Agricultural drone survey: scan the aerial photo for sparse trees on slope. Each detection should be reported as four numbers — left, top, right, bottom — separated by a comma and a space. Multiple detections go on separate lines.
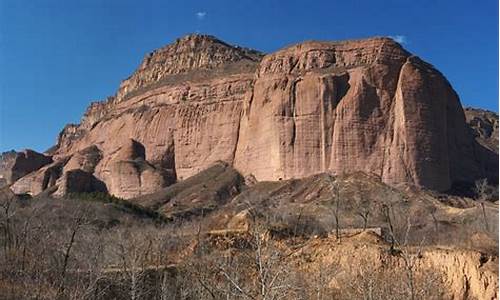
217, 224, 303, 300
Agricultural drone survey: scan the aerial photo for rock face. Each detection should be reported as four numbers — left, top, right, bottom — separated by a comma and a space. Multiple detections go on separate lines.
52, 169, 107, 197
102, 139, 166, 199
0, 151, 17, 187
463, 107, 499, 185
0, 150, 52, 187
464, 107, 498, 153
10, 34, 498, 198
11, 158, 69, 195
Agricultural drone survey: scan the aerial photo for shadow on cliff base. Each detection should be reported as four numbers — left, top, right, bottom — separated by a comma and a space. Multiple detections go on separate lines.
448, 141, 498, 198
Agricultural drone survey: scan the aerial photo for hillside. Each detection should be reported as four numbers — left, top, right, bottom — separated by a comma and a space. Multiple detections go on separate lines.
0, 165, 498, 299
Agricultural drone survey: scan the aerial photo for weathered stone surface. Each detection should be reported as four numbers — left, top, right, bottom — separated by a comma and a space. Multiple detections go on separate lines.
465, 107, 498, 153
53, 169, 107, 197
0, 149, 52, 186
11, 158, 67, 195
101, 139, 166, 199
11, 34, 497, 197
233, 40, 492, 191
0, 150, 17, 187
464, 107, 499, 184
63, 145, 102, 173
116, 34, 263, 100
10, 145, 101, 196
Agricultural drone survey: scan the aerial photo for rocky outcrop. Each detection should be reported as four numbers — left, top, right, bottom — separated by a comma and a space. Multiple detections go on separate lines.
135, 161, 244, 218
464, 107, 499, 185
0, 150, 52, 187
0, 150, 17, 187
63, 145, 102, 173
10, 34, 497, 198
233, 39, 490, 191
11, 158, 68, 195
101, 139, 166, 199
53, 169, 107, 197
10, 145, 101, 196
465, 107, 499, 153
116, 34, 263, 100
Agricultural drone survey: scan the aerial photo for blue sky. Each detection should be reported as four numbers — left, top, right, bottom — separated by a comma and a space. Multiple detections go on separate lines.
0, 0, 498, 152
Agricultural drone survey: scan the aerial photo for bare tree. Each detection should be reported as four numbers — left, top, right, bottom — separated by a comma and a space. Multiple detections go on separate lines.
0, 187, 16, 260
115, 230, 152, 300
213, 223, 303, 300
341, 254, 444, 300
475, 178, 489, 201
326, 176, 342, 241
475, 178, 490, 232
355, 193, 371, 231
307, 260, 339, 300
381, 203, 429, 300
381, 204, 396, 251
56, 211, 87, 298
428, 205, 438, 232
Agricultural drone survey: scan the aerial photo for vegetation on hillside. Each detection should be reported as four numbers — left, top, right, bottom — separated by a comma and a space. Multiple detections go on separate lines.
0, 171, 497, 299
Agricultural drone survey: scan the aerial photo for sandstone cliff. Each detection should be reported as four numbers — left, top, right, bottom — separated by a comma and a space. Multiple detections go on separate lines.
464, 107, 499, 185
0, 149, 52, 188
10, 34, 497, 198
465, 107, 499, 153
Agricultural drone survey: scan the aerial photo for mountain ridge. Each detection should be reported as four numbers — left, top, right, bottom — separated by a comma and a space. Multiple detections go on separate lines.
3, 34, 498, 198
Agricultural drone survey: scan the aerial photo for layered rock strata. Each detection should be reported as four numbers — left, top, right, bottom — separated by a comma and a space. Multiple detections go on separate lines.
9, 34, 497, 198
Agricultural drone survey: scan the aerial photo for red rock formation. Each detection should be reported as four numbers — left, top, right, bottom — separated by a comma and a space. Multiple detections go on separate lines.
11, 158, 67, 195
0, 150, 17, 187
101, 139, 166, 199
53, 169, 106, 197
465, 107, 498, 153
10, 34, 497, 198
464, 107, 499, 185
0, 149, 52, 186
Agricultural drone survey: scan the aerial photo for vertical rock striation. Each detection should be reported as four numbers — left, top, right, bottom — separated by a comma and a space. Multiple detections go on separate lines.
9, 34, 497, 198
